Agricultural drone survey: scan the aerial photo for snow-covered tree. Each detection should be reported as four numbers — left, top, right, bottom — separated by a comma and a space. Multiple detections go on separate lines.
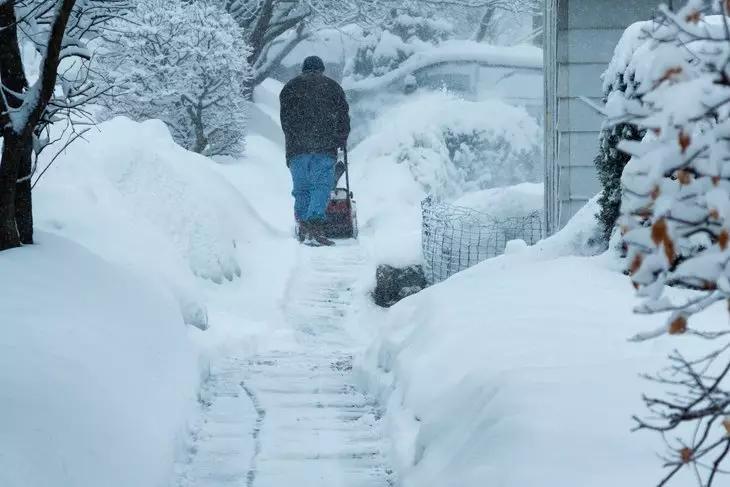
417, 0, 541, 43
0, 0, 129, 251
220, 0, 538, 88
347, 8, 453, 80
611, 1, 730, 484
594, 22, 651, 247
359, 91, 541, 199
220, 0, 383, 87
96, 0, 252, 157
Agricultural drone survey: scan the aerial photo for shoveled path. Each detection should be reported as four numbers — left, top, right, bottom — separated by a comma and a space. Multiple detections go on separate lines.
173, 240, 394, 487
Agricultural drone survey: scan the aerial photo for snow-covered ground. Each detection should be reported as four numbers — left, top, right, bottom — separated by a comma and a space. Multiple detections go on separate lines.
0, 232, 197, 487
355, 197, 704, 486
1, 113, 297, 487
2, 42, 690, 487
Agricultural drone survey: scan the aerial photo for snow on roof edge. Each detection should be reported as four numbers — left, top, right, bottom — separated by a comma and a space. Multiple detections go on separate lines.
343, 42, 543, 93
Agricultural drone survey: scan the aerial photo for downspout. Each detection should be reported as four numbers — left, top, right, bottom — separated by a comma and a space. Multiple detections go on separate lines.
543, 0, 559, 236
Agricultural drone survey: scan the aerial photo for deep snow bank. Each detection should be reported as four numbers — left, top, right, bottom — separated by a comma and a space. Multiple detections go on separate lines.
356, 200, 704, 486
0, 233, 197, 487
34, 116, 277, 328
10, 114, 296, 487
359, 198, 708, 487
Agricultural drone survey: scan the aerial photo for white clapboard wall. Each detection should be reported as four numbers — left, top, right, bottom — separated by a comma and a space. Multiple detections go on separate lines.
543, 0, 674, 234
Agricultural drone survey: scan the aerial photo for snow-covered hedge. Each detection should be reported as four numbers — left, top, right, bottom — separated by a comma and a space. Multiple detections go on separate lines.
593, 21, 653, 246
357, 91, 542, 200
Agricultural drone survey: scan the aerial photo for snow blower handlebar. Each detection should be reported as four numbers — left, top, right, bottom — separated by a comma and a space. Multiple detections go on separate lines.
343, 147, 351, 199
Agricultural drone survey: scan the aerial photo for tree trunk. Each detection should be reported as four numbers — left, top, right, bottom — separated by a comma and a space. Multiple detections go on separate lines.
473, 7, 496, 43
189, 103, 207, 154
247, 0, 275, 68
0, 132, 23, 250
0, 0, 77, 252
0, 0, 27, 250
15, 136, 33, 244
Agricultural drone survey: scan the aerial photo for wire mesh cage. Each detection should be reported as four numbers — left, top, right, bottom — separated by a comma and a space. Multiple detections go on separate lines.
421, 195, 543, 284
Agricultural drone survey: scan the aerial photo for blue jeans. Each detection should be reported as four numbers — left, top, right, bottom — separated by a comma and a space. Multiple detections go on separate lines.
290, 154, 335, 222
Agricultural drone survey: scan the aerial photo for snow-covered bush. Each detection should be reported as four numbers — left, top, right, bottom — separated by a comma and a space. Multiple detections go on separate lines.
594, 21, 651, 246
358, 91, 541, 199
95, 0, 252, 157
611, 2, 730, 484
347, 8, 452, 80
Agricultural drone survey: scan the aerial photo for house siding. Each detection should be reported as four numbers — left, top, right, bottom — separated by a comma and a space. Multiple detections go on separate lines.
545, 0, 663, 232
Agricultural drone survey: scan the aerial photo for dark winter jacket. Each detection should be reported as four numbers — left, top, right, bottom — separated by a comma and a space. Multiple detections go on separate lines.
279, 72, 350, 165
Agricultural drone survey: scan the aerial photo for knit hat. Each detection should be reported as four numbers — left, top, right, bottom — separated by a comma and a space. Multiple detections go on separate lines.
302, 55, 325, 73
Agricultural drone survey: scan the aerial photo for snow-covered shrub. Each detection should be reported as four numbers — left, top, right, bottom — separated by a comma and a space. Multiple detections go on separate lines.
594, 21, 652, 246
358, 91, 541, 199
347, 8, 452, 80
612, 3, 730, 484
95, 0, 252, 157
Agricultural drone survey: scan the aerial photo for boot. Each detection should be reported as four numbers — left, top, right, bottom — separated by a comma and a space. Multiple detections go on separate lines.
297, 221, 308, 243
305, 220, 335, 246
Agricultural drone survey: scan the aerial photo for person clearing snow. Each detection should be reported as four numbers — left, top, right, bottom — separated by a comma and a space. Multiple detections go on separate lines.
280, 55, 351, 246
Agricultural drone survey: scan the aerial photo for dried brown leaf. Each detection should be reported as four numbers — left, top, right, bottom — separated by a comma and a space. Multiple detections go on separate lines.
680, 446, 693, 463
654, 66, 684, 89
676, 169, 692, 185
629, 253, 643, 276
702, 280, 717, 290
650, 185, 661, 201
669, 315, 688, 335
679, 132, 691, 155
686, 10, 702, 24
664, 237, 676, 264
652, 218, 668, 246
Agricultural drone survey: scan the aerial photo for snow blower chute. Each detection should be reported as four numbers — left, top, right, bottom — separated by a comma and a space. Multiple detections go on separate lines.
295, 148, 358, 240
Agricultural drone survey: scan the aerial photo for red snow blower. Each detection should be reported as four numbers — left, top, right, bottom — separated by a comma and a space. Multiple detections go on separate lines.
294, 148, 358, 240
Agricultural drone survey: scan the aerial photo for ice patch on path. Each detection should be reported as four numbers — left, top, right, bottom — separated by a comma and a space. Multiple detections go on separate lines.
0, 232, 197, 487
